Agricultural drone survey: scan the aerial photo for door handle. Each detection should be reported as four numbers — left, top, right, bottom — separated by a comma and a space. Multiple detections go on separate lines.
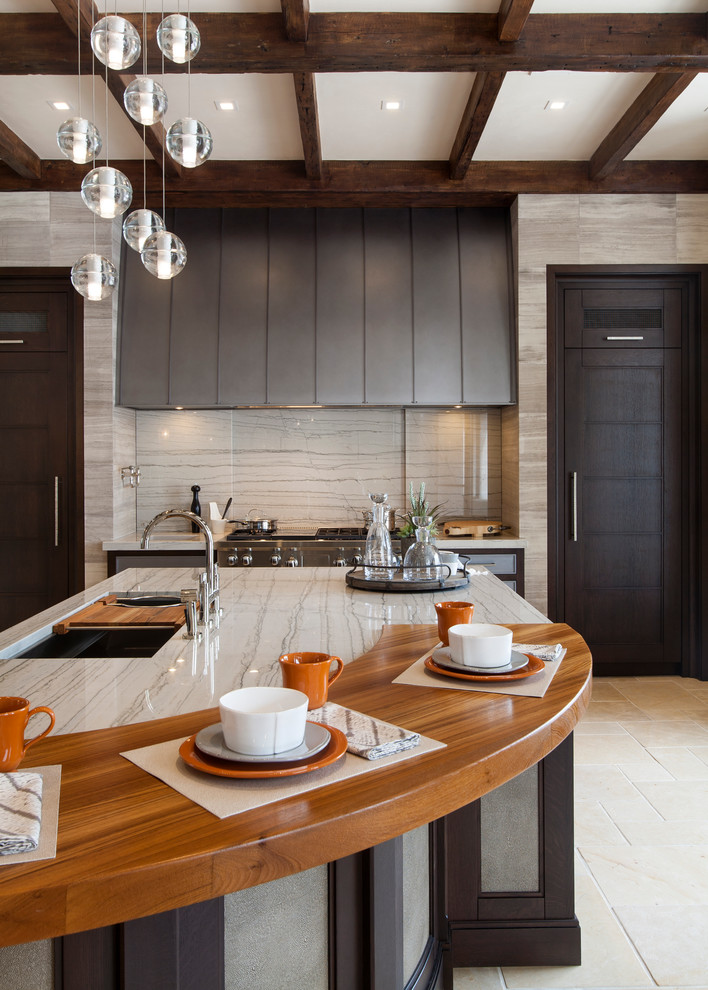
54, 476, 60, 547
569, 472, 578, 542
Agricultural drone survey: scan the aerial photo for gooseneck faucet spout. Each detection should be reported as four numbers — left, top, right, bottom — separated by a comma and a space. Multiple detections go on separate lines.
141, 509, 219, 626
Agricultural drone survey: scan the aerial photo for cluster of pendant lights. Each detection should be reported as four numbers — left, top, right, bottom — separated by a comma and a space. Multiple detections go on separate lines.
61, 10, 213, 301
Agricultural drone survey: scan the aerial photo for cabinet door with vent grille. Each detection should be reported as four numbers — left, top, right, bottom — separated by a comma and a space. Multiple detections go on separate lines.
555, 277, 687, 675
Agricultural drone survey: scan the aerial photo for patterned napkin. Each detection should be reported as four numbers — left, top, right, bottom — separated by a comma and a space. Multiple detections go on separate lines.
308, 702, 420, 760
513, 642, 564, 662
0, 772, 43, 856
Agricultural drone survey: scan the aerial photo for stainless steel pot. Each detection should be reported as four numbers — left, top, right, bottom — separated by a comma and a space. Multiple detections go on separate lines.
231, 510, 279, 534
363, 507, 397, 531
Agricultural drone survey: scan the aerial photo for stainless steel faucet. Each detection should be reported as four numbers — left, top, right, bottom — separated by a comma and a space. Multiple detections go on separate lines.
141, 509, 220, 628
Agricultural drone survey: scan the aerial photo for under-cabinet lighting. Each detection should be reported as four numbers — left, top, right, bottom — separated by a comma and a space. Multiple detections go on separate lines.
50, 100, 72, 111
381, 100, 402, 111
545, 100, 567, 111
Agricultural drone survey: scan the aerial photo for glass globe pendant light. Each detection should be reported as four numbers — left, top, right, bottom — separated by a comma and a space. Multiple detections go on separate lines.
71, 253, 118, 301
156, 14, 200, 64
141, 230, 187, 280
166, 117, 213, 168
91, 15, 141, 70
56, 116, 102, 165
123, 76, 168, 126
123, 209, 165, 253
81, 166, 133, 219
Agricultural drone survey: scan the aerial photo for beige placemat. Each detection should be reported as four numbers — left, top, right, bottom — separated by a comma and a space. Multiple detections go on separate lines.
122, 731, 446, 820
393, 644, 564, 698
0, 765, 62, 866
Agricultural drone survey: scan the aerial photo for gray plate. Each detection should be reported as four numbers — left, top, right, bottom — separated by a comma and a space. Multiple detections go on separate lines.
431, 647, 530, 675
194, 721, 331, 764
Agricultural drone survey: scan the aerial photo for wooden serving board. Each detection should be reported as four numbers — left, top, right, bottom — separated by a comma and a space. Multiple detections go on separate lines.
53, 595, 186, 635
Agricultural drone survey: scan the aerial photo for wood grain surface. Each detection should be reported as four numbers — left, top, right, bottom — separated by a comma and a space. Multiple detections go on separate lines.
0, 622, 591, 947
52, 595, 187, 633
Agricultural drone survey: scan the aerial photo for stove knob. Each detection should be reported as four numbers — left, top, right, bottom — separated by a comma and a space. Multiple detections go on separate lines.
270, 549, 282, 566
285, 547, 300, 567
241, 548, 253, 567
226, 552, 239, 567
352, 553, 363, 566
334, 547, 347, 567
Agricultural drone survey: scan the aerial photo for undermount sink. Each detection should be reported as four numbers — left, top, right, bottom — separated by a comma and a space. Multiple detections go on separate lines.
113, 595, 183, 607
15, 626, 178, 660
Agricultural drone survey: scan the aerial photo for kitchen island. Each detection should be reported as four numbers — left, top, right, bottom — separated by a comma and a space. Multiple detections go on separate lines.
0, 566, 591, 990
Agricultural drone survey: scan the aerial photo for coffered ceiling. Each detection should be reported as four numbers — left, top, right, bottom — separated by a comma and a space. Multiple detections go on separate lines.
2, 0, 708, 205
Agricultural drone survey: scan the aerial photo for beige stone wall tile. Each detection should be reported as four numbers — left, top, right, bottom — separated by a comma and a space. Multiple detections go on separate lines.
0, 224, 51, 266
0, 191, 50, 224
578, 194, 677, 264
676, 194, 708, 263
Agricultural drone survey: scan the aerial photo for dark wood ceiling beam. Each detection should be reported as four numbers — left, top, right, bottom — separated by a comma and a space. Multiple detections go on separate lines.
589, 71, 699, 180
449, 72, 505, 180
293, 73, 323, 180
0, 119, 42, 180
7, 12, 708, 74
498, 0, 535, 43
3, 158, 706, 205
281, 0, 310, 42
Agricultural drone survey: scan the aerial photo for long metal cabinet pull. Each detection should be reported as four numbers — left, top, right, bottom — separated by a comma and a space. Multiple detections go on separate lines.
605, 335, 644, 340
0, 339, 24, 344
570, 472, 578, 542
54, 477, 60, 547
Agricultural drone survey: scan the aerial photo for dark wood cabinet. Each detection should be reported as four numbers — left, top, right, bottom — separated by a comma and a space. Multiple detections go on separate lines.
118, 208, 515, 409
550, 269, 705, 677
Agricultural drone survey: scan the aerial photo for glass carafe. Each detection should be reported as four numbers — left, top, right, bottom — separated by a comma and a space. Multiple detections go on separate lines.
364, 493, 396, 580
403, 515, 441, 581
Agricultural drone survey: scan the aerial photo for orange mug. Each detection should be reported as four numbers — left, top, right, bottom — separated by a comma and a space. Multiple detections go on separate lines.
0, 696, 55, 772
434, 601, 475, 646
278, 652, 344, 710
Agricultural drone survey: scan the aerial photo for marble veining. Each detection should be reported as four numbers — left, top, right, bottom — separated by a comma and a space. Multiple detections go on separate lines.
0, 566, 547, 735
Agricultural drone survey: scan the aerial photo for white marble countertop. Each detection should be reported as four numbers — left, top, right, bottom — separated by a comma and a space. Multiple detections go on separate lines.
0, 566, 546, 736
102, 532, 528, 550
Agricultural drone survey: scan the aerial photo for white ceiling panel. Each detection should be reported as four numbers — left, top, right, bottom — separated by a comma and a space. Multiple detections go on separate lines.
474, 71, 650, 161
0, 75, 146, 159
628, 75, 708, 160
316, 71, 474, 160
169, 73, 303, 160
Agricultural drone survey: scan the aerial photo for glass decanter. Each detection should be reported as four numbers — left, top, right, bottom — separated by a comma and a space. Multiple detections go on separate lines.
403, 515, 442, 581
364, 493, 396, 580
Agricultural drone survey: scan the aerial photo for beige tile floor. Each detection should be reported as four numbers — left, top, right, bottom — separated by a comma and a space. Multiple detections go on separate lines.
454, 676, 708, 990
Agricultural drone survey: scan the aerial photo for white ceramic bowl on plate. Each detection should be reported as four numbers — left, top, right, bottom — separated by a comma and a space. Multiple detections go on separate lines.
448, 623, 513, 669
218, 686, 309, 756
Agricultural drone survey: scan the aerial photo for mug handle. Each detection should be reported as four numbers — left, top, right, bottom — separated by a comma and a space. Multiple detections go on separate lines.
23, 706, 56, 753
327, 656, 344, 685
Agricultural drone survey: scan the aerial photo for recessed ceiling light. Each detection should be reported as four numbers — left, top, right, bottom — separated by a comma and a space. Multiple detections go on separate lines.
545, 100, 567, 111
215, 100, 237, 111
50, 101, 72, 111
381, 99, 402, 111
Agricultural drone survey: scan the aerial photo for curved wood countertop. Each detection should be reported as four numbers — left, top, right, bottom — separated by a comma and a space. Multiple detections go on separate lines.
1, 621, 591, 947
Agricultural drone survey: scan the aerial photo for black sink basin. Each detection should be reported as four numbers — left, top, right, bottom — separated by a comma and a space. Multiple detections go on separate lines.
114, 595, 183, 607
16, 626, 177, 659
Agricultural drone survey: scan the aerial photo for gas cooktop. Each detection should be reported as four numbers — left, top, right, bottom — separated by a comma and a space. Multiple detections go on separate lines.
224, 526, 369, 542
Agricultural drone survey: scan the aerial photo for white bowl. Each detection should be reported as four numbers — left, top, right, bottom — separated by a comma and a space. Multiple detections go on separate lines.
448, 623, 513, 669
218, 686, 308, 756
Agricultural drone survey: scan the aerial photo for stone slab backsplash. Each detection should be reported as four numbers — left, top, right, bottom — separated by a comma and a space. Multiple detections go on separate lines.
134, 407, 501, 531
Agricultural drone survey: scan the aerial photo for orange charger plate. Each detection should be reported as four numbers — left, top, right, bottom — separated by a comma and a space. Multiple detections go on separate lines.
424, 652, 545, 682
179, 722, 348, 778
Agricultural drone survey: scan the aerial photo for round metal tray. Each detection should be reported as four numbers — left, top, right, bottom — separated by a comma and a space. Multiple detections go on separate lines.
345, 565, 470, 593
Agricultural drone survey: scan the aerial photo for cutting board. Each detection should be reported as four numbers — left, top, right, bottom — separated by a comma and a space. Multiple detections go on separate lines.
53, 595, 186, 635
442, 519, 504, 537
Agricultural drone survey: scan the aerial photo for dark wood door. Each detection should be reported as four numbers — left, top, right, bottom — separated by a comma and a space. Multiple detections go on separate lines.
553, 276, 689, 675
0, 277, 83, 632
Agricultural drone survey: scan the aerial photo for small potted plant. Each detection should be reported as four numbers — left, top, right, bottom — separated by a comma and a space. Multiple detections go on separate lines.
397, 482, 445, 558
